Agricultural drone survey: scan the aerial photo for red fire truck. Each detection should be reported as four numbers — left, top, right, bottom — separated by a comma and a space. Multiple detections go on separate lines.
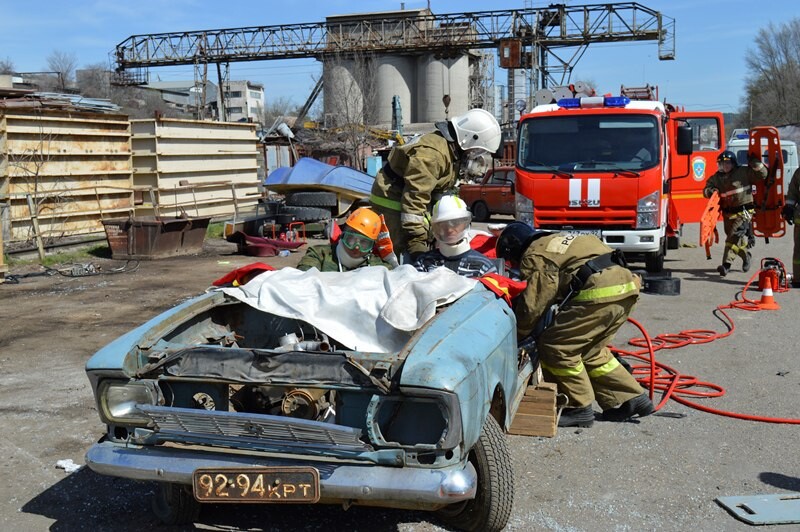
514, 86, 724, 272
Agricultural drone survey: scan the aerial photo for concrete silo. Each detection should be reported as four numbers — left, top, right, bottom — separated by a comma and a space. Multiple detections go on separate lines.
322, 58, 364, 128
374, 55, 415, 125
416, 53, 469, 123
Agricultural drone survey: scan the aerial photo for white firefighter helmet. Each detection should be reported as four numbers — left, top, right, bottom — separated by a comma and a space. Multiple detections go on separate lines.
431, 195, 472, 245
450, 108, 502, 153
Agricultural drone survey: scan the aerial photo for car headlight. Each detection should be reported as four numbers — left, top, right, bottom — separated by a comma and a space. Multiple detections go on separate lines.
636, 190, 659, 229
98, 380, 160, 426
366, 389, 462, 450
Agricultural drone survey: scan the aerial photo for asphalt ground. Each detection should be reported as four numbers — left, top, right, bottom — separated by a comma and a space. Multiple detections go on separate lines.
0, 219, 797, 531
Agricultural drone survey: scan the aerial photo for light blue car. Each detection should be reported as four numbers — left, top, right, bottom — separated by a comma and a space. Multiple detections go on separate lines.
84, 267, 535, 531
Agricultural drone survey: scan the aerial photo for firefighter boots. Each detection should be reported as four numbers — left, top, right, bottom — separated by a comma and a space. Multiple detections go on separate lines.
717, 263, 731, 277
601, 393, 655, 422
558, 405, 595, 428
742, 252, 752, 272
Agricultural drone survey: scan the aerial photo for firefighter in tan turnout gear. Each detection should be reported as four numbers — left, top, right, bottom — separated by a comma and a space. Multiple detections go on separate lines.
703, 150, 767, 276
782, 167, 800, 287
496, 222, 654, 428
370, 108, 501, 262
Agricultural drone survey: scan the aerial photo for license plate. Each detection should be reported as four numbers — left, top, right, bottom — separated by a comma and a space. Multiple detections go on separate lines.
564, 229, 602, 238
193, 467, 320, 503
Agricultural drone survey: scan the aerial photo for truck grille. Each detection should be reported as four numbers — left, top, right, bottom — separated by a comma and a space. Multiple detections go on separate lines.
536, 207, 636, 226
137, 405, 370, 453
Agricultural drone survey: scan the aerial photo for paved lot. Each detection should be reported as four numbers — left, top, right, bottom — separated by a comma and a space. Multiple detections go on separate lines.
0, 222, 797, 531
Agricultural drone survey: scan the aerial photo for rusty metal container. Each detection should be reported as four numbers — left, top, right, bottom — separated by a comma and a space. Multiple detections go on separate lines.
101, 216, 210, 260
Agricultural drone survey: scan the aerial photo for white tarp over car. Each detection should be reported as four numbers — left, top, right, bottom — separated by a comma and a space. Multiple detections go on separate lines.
218, 265, 476, 353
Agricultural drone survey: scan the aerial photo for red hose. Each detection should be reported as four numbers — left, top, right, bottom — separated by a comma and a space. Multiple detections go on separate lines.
611, 266, 799, 424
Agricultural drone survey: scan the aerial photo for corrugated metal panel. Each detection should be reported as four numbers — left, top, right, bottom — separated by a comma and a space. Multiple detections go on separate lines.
130, 118, 260, 218
0, 109, 133, 243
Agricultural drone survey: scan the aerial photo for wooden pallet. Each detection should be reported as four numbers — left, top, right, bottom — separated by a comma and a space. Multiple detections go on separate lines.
508, 382, 558, 438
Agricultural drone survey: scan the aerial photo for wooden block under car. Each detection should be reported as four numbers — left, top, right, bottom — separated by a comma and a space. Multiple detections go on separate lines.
508, 382, 558, 437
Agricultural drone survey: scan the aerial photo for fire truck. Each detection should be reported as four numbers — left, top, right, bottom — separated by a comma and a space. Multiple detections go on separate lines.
514, 85, 724, 272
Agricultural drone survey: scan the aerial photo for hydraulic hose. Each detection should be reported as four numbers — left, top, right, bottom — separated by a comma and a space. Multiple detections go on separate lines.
611, 263, 799, 424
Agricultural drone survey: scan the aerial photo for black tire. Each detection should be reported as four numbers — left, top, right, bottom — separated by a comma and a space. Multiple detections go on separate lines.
152, 482, 201, 525
279, 205, 333, 223
472, 201, 491, 223
285, 191, 338, 208
436, 415, 513, 532
642, 275, 681, 295
667, 235, 680, 250
645, 239, 666, 273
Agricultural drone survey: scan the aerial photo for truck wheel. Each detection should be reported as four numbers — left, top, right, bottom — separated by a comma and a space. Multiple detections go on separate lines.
667, 235, 680, 250
472, 201, 490, 223
152, 482, 201, 525
435, 415, 513, 532
284, 191, 338, 208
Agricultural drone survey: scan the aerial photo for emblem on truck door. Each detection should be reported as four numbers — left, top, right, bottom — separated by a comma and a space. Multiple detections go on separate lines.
692, 157, 706, 181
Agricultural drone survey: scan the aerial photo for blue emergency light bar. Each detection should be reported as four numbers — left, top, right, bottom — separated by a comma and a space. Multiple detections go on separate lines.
557, 96, 631, 109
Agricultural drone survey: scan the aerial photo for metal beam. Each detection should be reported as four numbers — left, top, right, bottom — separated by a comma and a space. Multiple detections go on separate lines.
113, 3, 674, 87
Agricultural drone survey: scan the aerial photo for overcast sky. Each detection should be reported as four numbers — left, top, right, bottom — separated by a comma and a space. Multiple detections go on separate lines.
1, 0, 796, 113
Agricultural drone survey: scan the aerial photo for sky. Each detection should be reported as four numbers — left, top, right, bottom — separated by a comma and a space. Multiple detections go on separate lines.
1, 0, 797, 114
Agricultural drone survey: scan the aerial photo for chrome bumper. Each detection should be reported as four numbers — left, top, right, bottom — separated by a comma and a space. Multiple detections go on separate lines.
85, 441, 477, 505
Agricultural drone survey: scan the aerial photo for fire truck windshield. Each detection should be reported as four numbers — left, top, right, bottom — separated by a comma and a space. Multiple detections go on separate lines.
518, 114, 659, 173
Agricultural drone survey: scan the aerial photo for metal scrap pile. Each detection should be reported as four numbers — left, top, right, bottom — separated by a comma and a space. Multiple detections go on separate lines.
0, 89, 119, 113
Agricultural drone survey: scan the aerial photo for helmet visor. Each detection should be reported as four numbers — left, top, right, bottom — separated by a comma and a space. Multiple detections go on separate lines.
341, 230, 374, 253
433, 216, 471, 244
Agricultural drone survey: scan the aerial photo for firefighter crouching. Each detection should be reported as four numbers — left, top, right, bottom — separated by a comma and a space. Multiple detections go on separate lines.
496, 222, 654, 428
703, 150, 767, 277
782, 167, 800, 287
370, 108, 501, 263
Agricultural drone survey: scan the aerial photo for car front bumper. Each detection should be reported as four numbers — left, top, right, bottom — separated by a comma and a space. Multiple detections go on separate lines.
85, 441, 477, 507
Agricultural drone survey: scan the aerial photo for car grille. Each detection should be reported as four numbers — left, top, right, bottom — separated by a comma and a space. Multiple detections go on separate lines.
137, 405, 370, 453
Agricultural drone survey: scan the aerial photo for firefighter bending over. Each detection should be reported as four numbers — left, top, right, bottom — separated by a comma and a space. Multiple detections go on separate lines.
297, 208, 394, 272
370, 108, 501, 262
412, 195, 497, 278
782, 167, 800, 287
495, 222, 654, 428
703, 150, 767, 276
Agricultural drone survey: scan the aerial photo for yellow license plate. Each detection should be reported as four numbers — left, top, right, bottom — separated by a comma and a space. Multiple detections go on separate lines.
192, 466, 320, 503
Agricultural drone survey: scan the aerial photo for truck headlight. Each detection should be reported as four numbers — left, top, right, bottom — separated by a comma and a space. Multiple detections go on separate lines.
98, 380, 160, 426
366, 390, 462, 450
515, 194, 534, 226
636, 190, 659, 229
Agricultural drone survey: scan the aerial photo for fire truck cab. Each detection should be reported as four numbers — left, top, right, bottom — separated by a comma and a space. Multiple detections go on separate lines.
514, 88, 724, 272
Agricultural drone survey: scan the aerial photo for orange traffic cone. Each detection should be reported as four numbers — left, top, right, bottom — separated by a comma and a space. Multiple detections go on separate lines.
757, 286, 780, 310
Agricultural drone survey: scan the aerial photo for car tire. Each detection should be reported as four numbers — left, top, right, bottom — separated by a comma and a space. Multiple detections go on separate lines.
435, 415, 513, 532
279, 205, 333, 223
284, 191, 338, 208
152, 482, 201, 525
472, 201, 491, 223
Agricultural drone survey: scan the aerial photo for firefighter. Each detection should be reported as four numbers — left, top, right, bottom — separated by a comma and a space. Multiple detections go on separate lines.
370, 108, 501, 262
412, 195, 497, 278
703, 150, 767, 276
296, 207, 394, 272
495, 222, 654, 428
782, 167, 800, 287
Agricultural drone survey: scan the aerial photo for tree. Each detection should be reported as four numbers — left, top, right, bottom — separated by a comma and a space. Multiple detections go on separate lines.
46, 50, 78, 90
740, 18, 800, 128
0, 57, 15, 74
260, 96, 297, 129
320, 51, 378, 171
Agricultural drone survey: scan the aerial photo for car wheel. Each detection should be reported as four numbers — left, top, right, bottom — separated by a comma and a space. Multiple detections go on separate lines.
435, 415, 513, 532
279, 205, 333, 223
284, 191, 338, 208
472, 201, 490, 223
152, 482, 201, 525
645, 239, 666, 273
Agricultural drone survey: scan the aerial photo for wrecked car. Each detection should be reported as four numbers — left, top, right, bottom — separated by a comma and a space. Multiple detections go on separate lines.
84, 265, 535, 531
